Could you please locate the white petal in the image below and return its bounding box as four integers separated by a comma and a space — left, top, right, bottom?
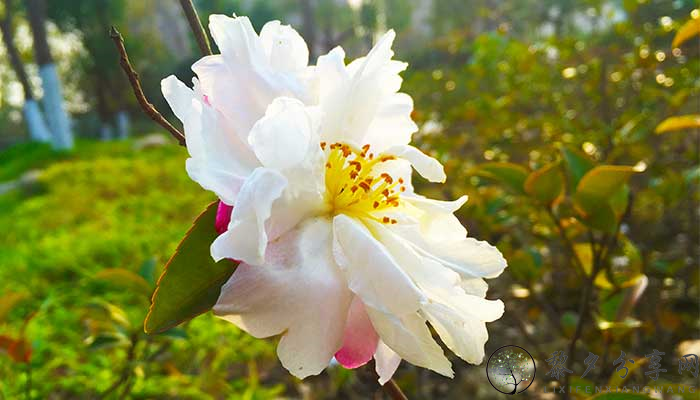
392, 198, 507, 279
162, 75, 255, 203
208, 15, 266, 67
210, 168, 287, 264
404, 195, 468, 214
259, 20, 309, 72
366, 307, 453, 378
193, 16, 308, 147
363, 92, 418, 152
316, 46, 348, 100
161, 75, 194, 122
460, 278, 489, 297
375, 340, 402, 385
385, 145, 445, 183
332, 215, 424, 316
185, 159, 244, 205
214, 218, 353, 378
422, 300, 503, 365
368, 220, 504, 365
319, 30, 414, 149
421, 238, 507, 279
248, 97, 312, 170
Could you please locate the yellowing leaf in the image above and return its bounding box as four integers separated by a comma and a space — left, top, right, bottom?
0, 291, 30, 323
673, 18, 700, 48
655, 114, 700, 134
576, 166, 640, 199
524, 161, 564, 205
573, 166, 641, 232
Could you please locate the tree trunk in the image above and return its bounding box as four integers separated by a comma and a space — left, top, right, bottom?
26, 0, 74, 150
116, 111, 130, 139
0, 0, 51, 142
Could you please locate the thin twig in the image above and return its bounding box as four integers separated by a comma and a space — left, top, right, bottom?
109, 26, 186, 147
382, 379, 408, 400
178, 0, 212, 57
99, 333, 139, 399
546, 208, 586, 276
562, 248, 602, 399
25, 362, 31, 400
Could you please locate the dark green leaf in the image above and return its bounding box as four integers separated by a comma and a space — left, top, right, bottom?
144, 202, 237, 334
85, 332, 130, 350
139, 257, 157, 285
560, 145, 595, 187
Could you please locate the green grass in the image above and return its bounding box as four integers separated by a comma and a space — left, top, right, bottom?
0, 136, 281, 399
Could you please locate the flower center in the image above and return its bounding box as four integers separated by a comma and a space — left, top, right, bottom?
322, 142, 405, 224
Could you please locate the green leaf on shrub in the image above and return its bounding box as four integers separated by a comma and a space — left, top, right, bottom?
560, 145, 595, 187
574, 195, 618, 232
508, 249, 541, 282
0, 291, 30, 323
576, 166, 639, 199
473, 162, 528, 194
524, 161, 564, 205
573, 166, 641, 232
85, 332, 130, 350
144, 202, 236, 334
94, 268, 152, 298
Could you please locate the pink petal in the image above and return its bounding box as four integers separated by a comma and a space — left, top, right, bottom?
215, 201, 234, 234
335, 297, 379, 369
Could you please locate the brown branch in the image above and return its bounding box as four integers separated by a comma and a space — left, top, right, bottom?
109, 26, 186, 147
382, 379, 408, 400
178, 0, 212, 57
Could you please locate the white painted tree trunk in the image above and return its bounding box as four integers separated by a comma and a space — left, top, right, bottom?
22, 100, 52, 143
100, 123, 114, 141
39, 63, 73, 150
116, 110, 130, 139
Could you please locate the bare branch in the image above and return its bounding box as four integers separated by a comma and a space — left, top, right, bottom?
178, 0, 212, 57
109, 26, 186, 147
382, 379, 408, 400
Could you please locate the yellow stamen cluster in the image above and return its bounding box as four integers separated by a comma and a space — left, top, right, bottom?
322, 142, 406, 223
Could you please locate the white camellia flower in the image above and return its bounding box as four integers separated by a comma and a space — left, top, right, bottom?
162, 15, 507, 383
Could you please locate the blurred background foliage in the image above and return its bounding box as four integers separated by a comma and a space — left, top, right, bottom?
0, 0, 698, 399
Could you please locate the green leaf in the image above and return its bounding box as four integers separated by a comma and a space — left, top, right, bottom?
85, 301, 132, 329
576, 166, 639, 199
94, 268, 152, 298
0, 291, 30, 323
672, 18, 700, 48
560, 145, 595, 187
508, 249, 541, 282
139, 257, 157, 285
144, 202, 237, 334
573, 166, 642, 232
573, 195, 618, 233
472, 162, 529, 194
655, 114, 700, 134
524, 161, 564, 205
85, 332, 130, 350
